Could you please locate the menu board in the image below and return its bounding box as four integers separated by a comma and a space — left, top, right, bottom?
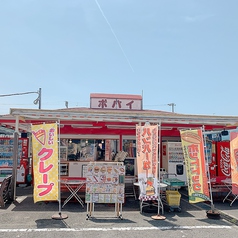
85, 163, 125, 203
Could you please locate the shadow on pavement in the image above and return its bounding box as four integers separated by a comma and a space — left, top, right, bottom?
35, 218, 69, 228
8, 185, 238, 228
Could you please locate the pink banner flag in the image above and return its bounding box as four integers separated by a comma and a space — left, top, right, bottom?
136, 124, 158, 200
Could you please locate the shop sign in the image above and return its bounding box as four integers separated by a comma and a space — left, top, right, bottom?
90, 93, 142, 110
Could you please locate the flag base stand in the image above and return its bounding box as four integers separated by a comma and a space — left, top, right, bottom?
151, 214, 166, 220
206, 210, 220, 219
52, 212, 68, 220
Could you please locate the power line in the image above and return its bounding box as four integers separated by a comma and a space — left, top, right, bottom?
0, 88, 42, 109
168, 103, 176, 113
0, 91, 37, 97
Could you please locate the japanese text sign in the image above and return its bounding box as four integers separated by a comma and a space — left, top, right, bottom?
90, 93, 142, 110
31, 123, 59, 203
136, 124, 158, 200
180, 129, 210, 203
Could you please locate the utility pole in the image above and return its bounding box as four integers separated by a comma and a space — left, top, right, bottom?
38, 87, 41, 109
33, 88, 41, 109
168, 103, 176, 113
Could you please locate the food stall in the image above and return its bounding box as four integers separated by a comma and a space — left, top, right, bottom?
0, 93, 238, 202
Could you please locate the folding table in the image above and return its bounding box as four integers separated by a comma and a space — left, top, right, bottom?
222, 179, 238, 206
61, 179, 86, 208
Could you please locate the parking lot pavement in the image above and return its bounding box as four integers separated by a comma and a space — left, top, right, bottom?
179, 188, 238, 225
0, 185, 238, 230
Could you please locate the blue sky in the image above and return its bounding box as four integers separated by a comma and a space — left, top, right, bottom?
0, 0, 237, 116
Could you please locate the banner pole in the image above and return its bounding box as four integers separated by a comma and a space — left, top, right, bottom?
202, 126, 220, 218
52, 120, 68, 220
152, 121, 166, 220
58, 120, 62, 214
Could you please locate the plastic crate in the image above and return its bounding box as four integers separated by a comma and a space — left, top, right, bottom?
163, 178, 185, 187
166, 190, 181, 207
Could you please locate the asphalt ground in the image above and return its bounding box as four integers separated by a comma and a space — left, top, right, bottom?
0, 185, 238, 230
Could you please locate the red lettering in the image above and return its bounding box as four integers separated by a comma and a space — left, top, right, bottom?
48, 128, 55, 145
188, 144, 199, 158
39, 161, 54, 174
142, 127, 151, 153
143, 159, 151, 170
190, 157, 200, 174
142, 138, 151, 153
38, 148, 53, 161
142, 127, 151, 137
43, 174, 48, 183
37, 183, 54, 196
192, 175, 201, 191
187, 144, 202, 192
126, 100, 134, 109
98, 99, 107, 108
112, 99, 122, 108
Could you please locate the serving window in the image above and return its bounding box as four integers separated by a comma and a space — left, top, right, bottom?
60, 139, 119, 162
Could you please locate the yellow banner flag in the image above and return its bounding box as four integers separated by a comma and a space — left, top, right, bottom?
180, 129, 210, 203
31, 123, 59, 203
